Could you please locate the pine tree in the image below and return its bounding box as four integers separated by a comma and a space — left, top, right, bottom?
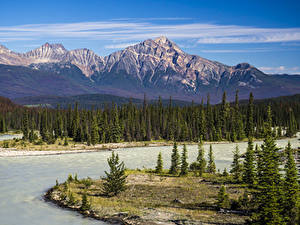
180, 144, 189, 176
102, 152, 127, 196
0, 116, 6, 133
155, 152, 163, 174
207, 144, 216, 174
243, 137, 256, 186
283, 142, 299, 225
169, 142, 180, 175
110, 107, 121, 143
217, 185, 230, 208
221, 91, 229, 139
246, 92, 254, 138
230, 145, 243, 183
222, 168, 229, 177
91, 115, 99, 145
252, 106, 284, 224
197, 140, 206, 176
22, 111, 29, 140
80, 192, 91, 211
71, 102, 80, 138
286, 108, 297, 137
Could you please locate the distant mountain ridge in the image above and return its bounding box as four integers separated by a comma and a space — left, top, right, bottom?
0, 37, 300, 102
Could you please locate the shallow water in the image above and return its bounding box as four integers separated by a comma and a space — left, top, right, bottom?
0, 134, 299, 225
0, 134, 22, 141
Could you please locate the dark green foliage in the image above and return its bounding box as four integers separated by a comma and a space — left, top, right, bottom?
238, 189, 251, 210
217, 185, 230, 209
222, 168, 229, 177
169, 142, 180, 175
252, 106, 284, 224
243, 137, 256, 186
91, 115, 99, 145
63, 137, 68, 146
197, 141, 206, 176
22, 111, 29, 140
283, 142, 299, 224
67, 174, 73, 183
80, 192, 91, 211
180, 144, 188, 176
286, 109, 297, 137
67, 191, 76, 205
155, 152, 163, 174
0, 91, 299, 145
246, 92, 254, 138
230, 145, 243, 183
0, 115, 7, 133
207, 144, 216, 174
102, 152, 127, 197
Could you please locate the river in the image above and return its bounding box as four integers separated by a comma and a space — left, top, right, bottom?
0, 134, 299, 225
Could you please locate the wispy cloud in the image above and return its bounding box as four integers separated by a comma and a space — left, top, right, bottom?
201, 48, 271, 53
104, 42, 138, 49
0, 19, 300, 45
259, 66, 300, 74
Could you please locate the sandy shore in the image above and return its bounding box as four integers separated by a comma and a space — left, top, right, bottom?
0, 141, 172, 157
0, 149, 102, 157
1, 132, 298, 157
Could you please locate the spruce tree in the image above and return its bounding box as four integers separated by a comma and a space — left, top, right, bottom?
169, 142, 180, 175
230, 145, 243, 183
243, 137, 256, 186
246, 92, 254, 138
0, 116, 6, 133
155, 152, 163, 174
252, 106, 284, 224
222, 168, 229, 177
91, 115, 99, 145
207, 144, 216, 174
22, 111, 29, 140
283, 142, 299, 225
80, 192, 91, 211
197, 140, 206, 176
110, 107, 121, 143
217, 185, 230, 208
180, 144, 189, 176
286, 109, 297, 137
221, 91, 229, 139
102, 152, 127, 196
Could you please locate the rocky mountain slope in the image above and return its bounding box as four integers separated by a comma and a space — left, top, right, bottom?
0, 37, 300, 102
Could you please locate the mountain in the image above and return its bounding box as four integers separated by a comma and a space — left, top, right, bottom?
1, 37, 300, 102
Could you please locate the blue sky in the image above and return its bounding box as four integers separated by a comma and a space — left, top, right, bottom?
1, 0, 300, 74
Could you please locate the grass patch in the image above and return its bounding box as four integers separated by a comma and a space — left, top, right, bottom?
48, 170, 250, 224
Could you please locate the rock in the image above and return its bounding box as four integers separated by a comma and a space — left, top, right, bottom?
172, 198, 184, 204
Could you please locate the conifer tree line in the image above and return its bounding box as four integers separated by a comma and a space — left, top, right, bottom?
155, 107, 299, 224
0, 92, 299, 143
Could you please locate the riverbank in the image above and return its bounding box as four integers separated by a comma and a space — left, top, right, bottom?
0, 140, 173, 157
1, 132, 298, 157
45, 170, 249, 225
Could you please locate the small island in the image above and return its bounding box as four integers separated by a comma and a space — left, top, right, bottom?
45, 131, 299, 225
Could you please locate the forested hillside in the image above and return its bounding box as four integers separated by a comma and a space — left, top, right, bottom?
1, 92, 299, 142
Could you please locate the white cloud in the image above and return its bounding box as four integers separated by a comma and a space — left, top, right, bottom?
0, 19, 300, 44
104, 42, 138, 49
259, 66, 300, 74
201, 48, 271, 53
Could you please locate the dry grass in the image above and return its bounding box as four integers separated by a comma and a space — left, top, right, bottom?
51, 170, 249, 224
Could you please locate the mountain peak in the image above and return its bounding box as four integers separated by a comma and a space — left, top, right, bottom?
234, 63, 252, 70
153, 36, 176, 47
154, 36, 169, 43
0, 44, 9, 53
41, 42, 66, 50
